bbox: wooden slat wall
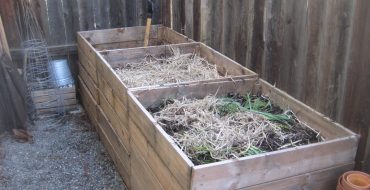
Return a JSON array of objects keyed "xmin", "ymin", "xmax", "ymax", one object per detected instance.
[
  {"xmin": 169, "ymin": 0, "xmax": 370, "ymax": 171},
  {"xmin": 0, "ymin": 0, "xmax": 164, "ymax": 48}
]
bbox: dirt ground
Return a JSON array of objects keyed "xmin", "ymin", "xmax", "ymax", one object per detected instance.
[{"xmin": 0, "ymin": 110, "xmax": 125, "ymax": 190}]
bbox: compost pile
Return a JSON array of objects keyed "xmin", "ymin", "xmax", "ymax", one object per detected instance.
[
  {"xmin": 149, "ymin": 94, "xmax": 324, "ymax": 165},
  {"xmin": 115, "ymin": 47, "xmax": 223, "ymax": 88}
]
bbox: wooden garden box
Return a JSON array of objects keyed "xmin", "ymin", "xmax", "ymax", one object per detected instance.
[
  {"xmin": 90, "ymin": 42, "xmax": 257, "ymax": 188},
  {"xmin": 77, "ymin": 25, "xmax": 193, "ymax": 93},
  {"xmin": 127, "ymin": 78, "xmax": 358, "ymax": 190}
]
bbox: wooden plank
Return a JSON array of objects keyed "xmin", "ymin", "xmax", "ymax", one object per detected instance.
[
  {"xmin": 36, "ymin": 105, "xmax": 76, "ymax": 115},
  {"xmin": 77, "ymin": 33, "xmax": 97, "ymax": 67},
  {"xmin": 172, "ymin": 0, "xmax": 183, "ymax": 32},
  {"xmin": 98, "ymin": 89, "xmax": 130, "ymax": 153},
  {"xmin": 248, "ymin": 0, "xmax": 265, "ymax": 74},
  {"xmin": 284, "ymin": 0, "xmax": 309, "ymax": 100},
  {"xmin": 95, "ymin": 51, "xmax": 128, "ymax": 106},
  {"xmin": 132, "ymin": 79, "xmax": 258, "ymax": 108},
  {"xmin": 198, "ymin": 43, "xmax": 256, "ymax": 76},
  {"xmin": 100, "ymin": 42, "xmax": 256, "ymax": 78},
  {"xmin": 96, "ymin": 105, "xmax": 130, "ymax": 171},
  {"xmin": 62, "ymin": 0, "xmax": 80, "ymax": 44},
  {"xmin": 232, "ymin": 0, "xmax": 252, "ymax": 66},
  {"xmin": 31, "ymin": 87, "xmax": 75, "ymax": 97},
  {"xmin": 128, "ymin": 91, "xmax": 193, "ymax": 190},
  {"xmin": 109, "ymin": 0, "xmax": 127, "ymax": 28},
  {"xmin": 261, "ymin": 0, "xmax": 284, "ymax": 83},
  {"xmin": 184, "ymin": 0, "xmax": 194, "ymax": 39},
  {"xmin": 343, "ymin": 0, "xmax": 370, "ymax": 170},
  {"xmin": 92, "ymin": 0, "xmax": 111, "ymax": 29},
  {"xmin": 135, "ymin": 0, "xmax": 145, "ymax": 26},
  {"xmin": 153, "ymin": 0, "xmax": 165, "ymax": 24},
  {"xmin": 78, "ymin": 76, "xmax": 97, "ymax": 128},
  {"xmin": 32, "ymin": 93, "xmax": 75, "ymax": 103},
  {"xmin": 100, "ymin": 43, "xmax": 197, "ymax": 67},
  {"xmin": 0, "ymin": 0, "xmax": 21, "ymax": 48},
  {"xmin": 131, "ymin": 142, "xmax": 164, "ymax": 190},
  {"xmin": 302, "ymin": 0, "xmax": 326, "ymax": 108},
  {"xmin": 78, "ymin": 25, "xmax": 160, "ymax": 45},
  {"xmin": 97, "ymin": 74, "xmax": 128, "ymax": 133},
  {"xmin": 259, "ymin": 79, "xmax": 356, "ymax": 140},
  {"xmin": 130, "ymin": 119, "xmax": 184, "ymax": 190},
  {"xmin": 45, "ymin": 0, "xmax": 67, "ymax": 45},
  {"xmin": 78, "ymin": 48, "xmax": 97, "ymax": 84},
  {"xmin": 78, "ymin": 63, "xmax": 98, "ymax": 102},
  {"xmin": 317, "ymin": 0, "xmax": 355, "ymax": 119},
  {"xmin": 125, "ymin": 0, "xmax": 137, "ymax": 26},
  {"xmin": 94, "ymin": 39, "xmax": 163, "ymax": 51},
  {"xmin": 160, "ymin": 26, "xmax": 194, "ymax": 44},
  {"xmin": 96, "ymin": 107, "xmax": 130, "ymax": 188},
  {"xmin": 76, "ymin": 0, "xmax": 95, "ymax": 30},
  {"xmin": 0, "ymin": 15, "xmax": 10, "ymax": 57},
  {"xmin": 191, "ymin": 136, "xmax": 357, "ymax": 190},
  {"xmin": 242, "ymin": 163, "xmax": 354, "ymax": 190},
  {"xmin": 192, "ymin": 0, "xmax": 201, "ymax": 41},
  {"xmin": 220, "ymin": 0, "xmax": 235, "ymax": 58},
  {"xmin": 34, "ymin": 98, "xmax": 77, "ymax": 109}
]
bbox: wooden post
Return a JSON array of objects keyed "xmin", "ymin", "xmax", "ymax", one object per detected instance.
[{"xmin": 144, "ymin": 18, "xmax": 152, "ymax": 47}]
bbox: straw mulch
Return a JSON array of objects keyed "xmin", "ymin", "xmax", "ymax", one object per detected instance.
[
  {"xmin": 150, "ymin": 95, "xmax": 323, "ymax": 165},
  {"xmin": 115, "ymin": 47, "xmax": 223, "ymax": 88}
]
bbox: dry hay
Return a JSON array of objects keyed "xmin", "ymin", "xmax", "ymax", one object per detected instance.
[
  {"xmin": 150, "ymin": 95, "xmax": 323, "ymax": 165},
  {"xmin": 115, "ymin": 47, "xmax": 223, "ymax": 88}
]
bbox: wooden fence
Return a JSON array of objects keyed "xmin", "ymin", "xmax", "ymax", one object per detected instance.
[
  {"xmin": 0, "ymin": 0, "xmax": 164, "ymax": 48},
  {"xmin": 0, "ymin": 0, "xmax": 369, "ymax": 171},
  {"xmin": 167, "ymin": 0, "xmax": 370, "ymax": 171}
]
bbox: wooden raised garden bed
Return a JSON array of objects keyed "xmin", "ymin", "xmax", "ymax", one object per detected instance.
[
  {"xmin": 127, "ymin": 78, "xmax": 358, "ymax": 190},
  {"xmin": 90, "ymin": 42, "xmax": 257, "ymax": 189},
  {"xmin": 77, "ymin": 25, "xmax": 193, "ymax": 95}
]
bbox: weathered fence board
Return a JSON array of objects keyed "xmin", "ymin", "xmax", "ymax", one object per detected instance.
[
  {"xmin": 1, "ymin": 0, "xmax": 164, "ymax": 49},
  {"xmin": 170, "ymin": 0, "xmax": 370, "ymax": 171}
]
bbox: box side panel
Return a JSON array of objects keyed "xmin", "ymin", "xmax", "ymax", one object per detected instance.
[
  {"xmin": 133, "ymin": 79, "xmax": 258, "ymax": 108},
  {"xmin": 95, "ymin": 52, "xmax": 128, "ymax": 105},
  {"xmin": 78, "ymin": 48, "xmax": 97, "ymax": 84},
  {"xmin": 191, "ymin": 137, "xmax": 357, "ymax": 190},
  {"xmin": 98, "ymin": 89, "xmax": 130, "ymax": 152},
  {"xmin": 199, "ymin": 43, "xmax": 256, "ymax": 76},
  {"xmin": 94, "ymin": 39, "xmax": 164, "ymax": 51},
  {"xmin": 259, "ymin": 79, "xmax": 356, "ymax": 139},
  {"xmin": 241, "ymin": 163, "xmax": 354, "ymax": 190},
  {"xmin": 160, "ymin": 26, "xmax": 194, "ymax": 44},
  {"xmin": 96, "ymin": 107, "xmax": 130, "ymax": 188},
  {"xmin": 100, "ymin": 43, "xmax": 199, "ymax": 68},
  {"xmin": 77, "ymin": 33, "xmax": 96, "ymax": 69},
  {"xmin": 130, "ymin": 119, "xmax": 185, "ymax": 190},
  {"xmin": 79, "ymin": 64, "xmax": 98, "ymax": 102},
  {"xmin": 128, "ymin": 92, "xmax": 193, "ymax": 190},
  {"xmin": 78, "ymin": 77, "xmax": 97, "ymax": 129},
  {"xmin": 131, "ymin": 142, "xmax": 164, "ymax": 190},
  {"xmin": 79, "ymin": 25, "xmax": 160, "ymax": 45}
]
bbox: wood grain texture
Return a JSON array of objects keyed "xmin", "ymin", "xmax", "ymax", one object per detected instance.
[
  {"xmin": 96, "ymin": 106, "xmax": 131, "ymax": 188},
  {"xmin": 128, "ymin": 91, "xmax": 193, "ymax": 190},
  {"xmin": 173, "ymin": 0, "xmax": 369, "ymax": 171},
  {"xmin": 130, "ymin": 79, "xmax": 358, "ymax": 190},
  {"xmin": 242, "ymin": 163, "xmax": 354, "ymax": 190}
]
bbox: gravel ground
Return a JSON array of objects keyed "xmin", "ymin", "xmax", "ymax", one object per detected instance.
[{"xmin": 0, "ymin": 111, "xmax": 126, "ymax": 190}]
